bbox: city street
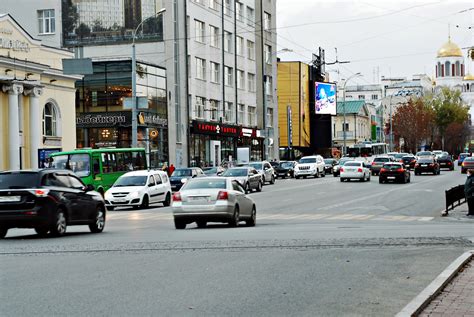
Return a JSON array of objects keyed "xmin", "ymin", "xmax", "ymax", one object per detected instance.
[{"xmin": 2, "ymin": 167, "xmax": 474, "ymax": 316}]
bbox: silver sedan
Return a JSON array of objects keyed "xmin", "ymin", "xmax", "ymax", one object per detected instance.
[{"xmin": 171, "ymin": 177, "xmax": 257, "ymax": 229}]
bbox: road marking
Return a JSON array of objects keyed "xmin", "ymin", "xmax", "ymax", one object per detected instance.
[
  {"xmin": 417, "ymin": 217, "xmax": 435, "ymax": 221},
  {"xmin": 326, "ymin": 214, "xmax": 362, "ymax": 220}
]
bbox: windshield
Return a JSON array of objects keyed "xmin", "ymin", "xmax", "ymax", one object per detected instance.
[
  {"xmin": 345, "ymin": 162, "xmax": 361, "ymax": 167},
  {"xmin": 172, "ymin": 169, "xmax": 192, "ymax": 177},
  {"xmin": 0, "ymin": 172, "xmax": 39, "ymax": 189},
  {"xmin": 324, "ymin": 159, "xmax": 335, "ymax": 164},
  {"xmin": 281, "ymin": 162, "xmax": 294, "ymax": 168},
  {"xmin": 249, "ymin": 163, "xmax": 263, "ymax": 170},
  {"xmin": 114, "ymin": 175, "xmax": 147, "ymax": 187},
  {"xmin": 203, "ymin": 167, "xmax": 217, "ymax": 175},
  {"xmin": 50, "ymin": 154, "xmax": 91, "ymax": 177},
  {"xmin": 417, "ymin": 151, "xmax": 432, "ymax": 156},
  {"xmin": 299, "ymin": 158, "xmax": 316, "ymax": 164},
  {"xmin": 222, "ymin": 169, "xmax": 247, "ymax": 177},
  {"xmin": 374, "ymin": 157, "xmax": 390, "ymax": 162},
  {"xmin": 183, "ymin": 179, "xmax": 227, "ymax": 190}
]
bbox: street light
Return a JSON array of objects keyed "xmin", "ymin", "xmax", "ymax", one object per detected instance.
[
  {"xmin": 131, "ymin": 8, "xmax": 166, "ymax": 148},
  {"xmin": 342, "ymin": 72, "xmax": 362, "ymax": 156}
]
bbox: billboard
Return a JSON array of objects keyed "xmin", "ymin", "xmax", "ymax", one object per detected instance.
[{"xmin": 315, "ymin": 82, "xmax": 336, "ymax": 115}]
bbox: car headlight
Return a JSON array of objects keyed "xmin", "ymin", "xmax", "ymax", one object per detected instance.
[
  {"xmin": 129, "ymin": 191, "xmax": 140, "ymax": 198},
  {"xmin": 181, "ymin": 178, "xmax": 188, "ymax": 184}
]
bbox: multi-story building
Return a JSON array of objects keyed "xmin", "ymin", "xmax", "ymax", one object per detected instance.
[
  {"xmin": 332, "ymin": 101, "xmax": 372, "ymax": 149},
  {"xmin": 73, "ymin": 0, "xmax": 125, "ymax": 29}
]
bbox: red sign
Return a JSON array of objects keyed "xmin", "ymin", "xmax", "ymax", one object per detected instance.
[{"xmin": 192, "ymin": 120, "xmax": 241, "ymax": 137}]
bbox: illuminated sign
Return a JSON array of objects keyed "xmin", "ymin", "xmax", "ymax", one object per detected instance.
[
  {"xmin": 315, "ymin": 82, "xmax": 336, "ymax": 115},
  {"xmin": 192, "ymin": 120, "xmax": 241, "ymax": 137}
]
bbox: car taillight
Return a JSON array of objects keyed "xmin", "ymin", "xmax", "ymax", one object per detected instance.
[
  {"xmin": 357, "ymin": 168, "xmax": 363, "ymax": 172},
  {"xmin": 399, "ymin": 159, "xmax": 403, "ymax": 163},
  {"xmin": 429, "ymin": 164, "xmax": 434, "ymax": 167},
  {"xmin": 415, "ymin": 164, "xmax": 420, "ymax": 167},
  {"xmin": 340, "ymin": 167, "xmax": 344, "ymax": 172},
  {"xmin": 371, "ymin": 162, "xmax": 376, "ymax": 165},
  {"xmin": 217, "ymin": 191, "xmax": 229, "ymax": 200},
  {"xmin": 448, "ymin": 162, "xmax": 451, "ymax": 165},
  {"xmin": 28, "ymin": 189, "xmax": 50, "ymax": 197},
  {"xmin": 462, "ymin": 162, "xmax": 465, "ymax": 166},
  {"xmin": 380, "ymin": 168, "xmax": 386, "ymax": 172},
  {"xmin": 172, "ymin": 192, "xmax": 181, "ymax": 202},
  {"xmin": 396, "ymin": 168, "xmax": 404, "ymax": 172}
]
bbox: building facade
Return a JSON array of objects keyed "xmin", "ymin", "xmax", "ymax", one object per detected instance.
[
  {"xmin": 332, "ymin": 101, "xmax": 372, "ymax": 150},
  {"xmin": 0, "ymin": 14, "xmax": 80, "ymax": 170}
]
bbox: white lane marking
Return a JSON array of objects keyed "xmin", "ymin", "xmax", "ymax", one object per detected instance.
[
  {"xmin": 417, "ymin": 217, "xmax": 435, "ymax": 221},
  {"xmin": 371, "ymin": 215, "xmax": 409, "ymax": 221},
  {"xmin": 326, "ymin": 214, "xmax": 363, "ymax": 220}
]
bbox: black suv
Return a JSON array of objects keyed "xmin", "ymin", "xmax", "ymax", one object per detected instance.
[
  {"xmin": 0, "ymin": 169, "xmax": 106, "ymax": 238},
  {"xmin": 170, "ymin": 167, "xmax": 206, "ymax": 191}
]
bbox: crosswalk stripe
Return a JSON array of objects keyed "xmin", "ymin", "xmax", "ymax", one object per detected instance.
[
  {"xmin": 417, "ymin": 217, "xmax": 434, "ymax": 221},
  {"xmin": 372, "ymin": 215, "xmax": 409, "ymax": 221},
  {"xmin": 326, "ymin": 214, "xmax": 362, "ymax": 220}
]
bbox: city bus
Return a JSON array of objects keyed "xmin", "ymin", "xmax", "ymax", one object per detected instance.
[
  {"xmin": 48, "ymin": 148, "xmax": 147, "ymax": 195},
  {"xmin": 348, "ymin": 142, "xmax": 389, "ymax": 158}
]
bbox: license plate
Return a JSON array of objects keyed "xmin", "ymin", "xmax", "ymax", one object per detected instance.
[
  {"xmin": 387, "ymin": 176, "xmax": 396, "ymax": 179},
  {"xmin": 0, "ymin": 196, "xmax": 21, "ymax": 202},
  {"xmin": 189, "ymin": 197, "xmax": 208, "ymax": 202},
  {"xmin": 421, "ymin": 164, "xmax": 428, "ymax": 167},
  {"xmin": 114, "ymin": 198, "xmax": 126, "ymax": 202}
]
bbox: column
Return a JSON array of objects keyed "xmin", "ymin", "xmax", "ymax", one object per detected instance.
[
  {"xmin": 2, "ymin": 84, "xmax": 24, "ymax": 170},
  {"xmin": 26, "ymin": 87, "xmax": 43, "ymax": 168}
]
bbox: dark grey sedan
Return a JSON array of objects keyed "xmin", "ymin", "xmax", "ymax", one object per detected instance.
[{"xmin": 221, "ymin": 167, "xmax": 263, "ymax": 193}]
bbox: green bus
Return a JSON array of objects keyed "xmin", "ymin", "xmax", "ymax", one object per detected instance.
[{"xmin": 48, "ymin": 148, "xmax": 147, "ymax": 195}]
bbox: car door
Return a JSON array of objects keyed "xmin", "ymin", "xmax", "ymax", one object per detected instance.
[
  {"xmin": 264, "ymin": 163, "xmax": 272, "ymax": 181},
  {"xmin": 67, "ymin": 174, "xmax": 95, "ymax": 221},
  {"xmin": 146, "ymin": 175, "xmax": 159, "ymax": 203},
  {"xmin": 153, "ymin": 173, "xmax": 166, "ymax": 203},
  {"xmin": 250, "ymin": 168, "xmax": 259, "ymax": 188},
  {"xmin": 232, "ymin": 180, "xmax": 251, "ymax": 216},
  {"xmin": 53, "ymin": 173, "xmax": 85, "ymax": 222}
]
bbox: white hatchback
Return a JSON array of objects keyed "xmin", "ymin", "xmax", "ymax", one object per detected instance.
[
  {"xmin": 104, "ymin": 170, "xmax": 172, "ymax": 210},
  {"xmin": 340, "ymin": 161, "xmax": 371, "ymax": 182}
]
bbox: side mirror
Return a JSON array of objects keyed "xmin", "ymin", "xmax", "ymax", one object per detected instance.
[
  {"xmin": 217, "ymin": 171, "xmax": 223, "ymax": 176},
  {"xmin": 85, "ymin": 184, "xmax": 95, "ymax": 192},
  {"xmin": 192, "ymin": 175, "xmax": 197, "ymax": 178}
]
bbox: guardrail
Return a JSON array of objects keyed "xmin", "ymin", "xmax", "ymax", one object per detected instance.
[{"xmin": 445, "ymin": 184, "xmax": 466, "ymax": 214}]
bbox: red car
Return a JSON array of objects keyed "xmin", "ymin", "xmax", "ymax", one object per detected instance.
[{"xmin": 461, "ymin": 157, "xmax": 474, "ymax": 174}]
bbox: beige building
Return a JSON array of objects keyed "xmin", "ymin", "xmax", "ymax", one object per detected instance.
[
  {"xmin": 0, "ymin": 14, "xmax": 80, "ymax": 170},
  {"xmin": 332, "ymin": 100, "xmax": 372, "ymax": 150}
]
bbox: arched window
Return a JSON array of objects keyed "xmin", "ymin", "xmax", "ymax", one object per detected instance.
[
  {"xmin": 437, "ymin": 62, "xmax": 441, "ymax": 77},
  {"xmin": 461, "ymin": 64, "xmax": 465, "ymax": 76},
  {"xmin": 441, "ymin": 64, "xmax": 444, "ymax": 77},
  {"xmin": 445, "ymin": 62, "xmax": 450, "ymax": 76},
  {"xmin": 455, "ymin": 61, "xmax": 460, "ymax": 76},
  {"xmin": 452, "ymin": 64, "xmax": 455, "ymax": 76},
  {"xmin": 43, "ymin": 103, "xmax": 58, "ymax": 136},
  {"xmin": 435, "ymin": 65, "xmax": 438, "ymax": 78}
]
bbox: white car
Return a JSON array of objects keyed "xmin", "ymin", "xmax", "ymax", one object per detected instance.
[
  {"xmin": 340, "ymin": 161, "xmax": 371, "ymax": 182},
  {"xmin": 294, "ymin": 155, "xmax": 325, "ymax": 179},
  {"xmin": 104, "ymin": 170, "xmax": 172, "ymax": 210}
]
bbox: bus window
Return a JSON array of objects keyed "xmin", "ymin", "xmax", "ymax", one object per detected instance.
[
  {"xmin": 133, "ymin": 152, "xmax": 145, "ymax": 170},
  {"xmin": 101, "ymin": 153, "xmax": 118, "ymax": 173},
  {"xmin": 69, "ymin": 154, "xmax": 91, "ymax": 177},
  {"xmin": 93, "ymin": 158, "xmax": 101, "ymax": 176},
  {"xmin": 49, "ymin": 155, "xmax": 68, "ymax": 169}
]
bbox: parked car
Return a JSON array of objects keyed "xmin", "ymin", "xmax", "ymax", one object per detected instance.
[
  {"xmin": 104, "ymin": 170, "xmax": 172, "ymax": 210},
  {"xmin": 323, "ymin": 158, "xmax": 338, "ymax": 174},
  {"xmin": 172, "ymin": 177, "xmax": 256, "ymax": 229},
  {"xmin": 170, "ymin": 168, "xmax": 206, "ymax": 191},
  {"xmin": 202, "ymin": 166, "xmax": 226, "ymax": 176},
  {"xmin": 340, "ymin": 161, "xmax": 371, "ymax": 182},
  {"xmin": 379, "ymin": 163, "xmax": 411, "ymax": 184},
  {"xmin": 371, "ymin": 156, "xmax": 393, "ymax": 175},
  {"xmin": 275, "ymin": 161, "xmax": 296, "ymax": 178},
  {"xmin": 401, "ymin": 155, "xmax": 417, "ymax": 170},
  {"xmin": 414, "ymin": 158, "xmax": 440, "ymax": 175},
  {"xmin": 221, "ymin": 167, "xmax": 263, "ymax": 193},
  {"xmin": 458, "ymin": 153, "xmax": 470, "ymax": 166},
  {"xmin": 248, "ymin": 161, "xmax": 275, "ymax": 184},
  {"xmin": 0, "ymin": 169, "xmax": 106, "ymax": 238},
  {"xmin": 461, "ymin": 157, "xmax": 474, "ymax": 174},
  {"xmin": 332, "ymin": 157, "xmax": 353, "ymax": 177},
  {"xmin": 437, "ymin": 154, "xmax": 454, "ymax": 171},
  {"xmin": 294, "ymin": 155, "xmax": 325, "ymax": 179}
]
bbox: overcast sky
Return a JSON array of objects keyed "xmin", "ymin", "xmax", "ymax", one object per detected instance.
[{"xmin": 276, "ymin": 0, "xmax": 473, "ymax": 85}]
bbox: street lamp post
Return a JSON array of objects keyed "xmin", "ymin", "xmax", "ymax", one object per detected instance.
[
  {"xmin": 131, "ymin": 8, "xmax": 166, "ymax": 148},
  {"xmin": 342, "ymin": 72, "xmax": 362, "ymax": 156}
]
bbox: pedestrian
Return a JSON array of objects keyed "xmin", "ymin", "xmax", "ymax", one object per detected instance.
[
  {"xmin": 464, "ymin": 169, "xmax": 474, "ymax": 216},
  {"xmin": 168, "ymin": 164, "xmax": 175, "ymax": 177},
  {"xmin": 162, "ymin": 162, "xmax": 168, "ymax": 175}
]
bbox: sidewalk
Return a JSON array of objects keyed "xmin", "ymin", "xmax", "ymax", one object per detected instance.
[{"xmin": 397, "ymin": 251, "xmax": 474, "ymax": 317}]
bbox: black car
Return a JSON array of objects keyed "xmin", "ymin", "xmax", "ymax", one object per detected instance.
[
  {"xmin": 0, "ymin": 169, "xmax": 106, "ymax": 238},
  {"xmin": 401, "ymin": 155, "xmax": 416, "ymax": 170},
  {"xmin": 323, "ymin": 158, "xmax": 338, "ymax": 174},
  {"xmin": 379, "ymin": 163, "xmax": 411, "ymax": 184},
  {"xmin": 170, "ymin": 167, "xmax": 206, "ymax": 191},
  {"xmin": 437, "ymin": 154, "xmax": 454, "ymax": 171},
  {"xmin": 414, "ymin": 158, "xmax": 440, "ymax": 175},
  {"xmin": 275, "ymin": 161, "xmax": 296, "ymax": 178}
]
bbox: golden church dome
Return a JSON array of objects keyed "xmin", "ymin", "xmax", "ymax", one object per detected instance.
[
  {"xmin": 464, "ymin": 73, "xmax": 474, "ymax": 81},
  {"xmin": 437, "ymin": 39, "xmax": 463, "ymax": 57}
]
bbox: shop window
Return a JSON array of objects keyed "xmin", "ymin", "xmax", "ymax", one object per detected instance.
[{"xmin": 43, "ymin": 102, "xmax": 59, "ymax": 137}]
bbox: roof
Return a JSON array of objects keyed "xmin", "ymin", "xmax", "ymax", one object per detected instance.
[
  {"xmin": 337, "ymin": 100, "xmax": 366, "ymax": 114},
  {"xmin": 437, "ymin": 38, "xmax": 463, "ymax": 58}
]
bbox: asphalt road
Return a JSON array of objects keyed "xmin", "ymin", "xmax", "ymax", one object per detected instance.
[{"xmin": 2, "ymin": 166, "xmax": 473, "ymax": 316}]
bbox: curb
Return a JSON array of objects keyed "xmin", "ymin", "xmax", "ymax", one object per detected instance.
[{"xmin": 396, "ymin": 250, "xmax": 474, "ymax": 317}]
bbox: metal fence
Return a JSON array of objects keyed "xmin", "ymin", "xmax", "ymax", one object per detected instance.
[{"xmin": 445, "ymin": 184, "xmax": 466, "ymax": 213}]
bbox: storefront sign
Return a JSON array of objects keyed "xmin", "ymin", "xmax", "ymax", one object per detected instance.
[
  {"xmin": 192, "ymin": 120, "xmax": 241, "ymax": 137},
  {"xmin": 0, "ymin": 27, "xmax": 30, "ymax": 52},
  {"xmin": 241, "ymin": 127, "xmax": 257, "ymax": 138},
  {"xmin": 138, "ymin": 111, "xmax": 167, "ymax": 127},
  {"xmin": 76, "ymin": 112, "xmax": 132, "ymax": 127}
]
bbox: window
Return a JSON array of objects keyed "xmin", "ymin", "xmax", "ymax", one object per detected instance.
[
  {"xmin": 210, "ymin": 62, "xmax": 220, "ymax": 83},
  {"xmin": 43, "ymin": 103, "xmax": 58, "ymax": 136},
  {"xmin": 195, "ymin": 20, "xmax": 205, "ymax": 43},
  {"xmin": 248, "ymin": 106, "xmax": 256, "ymax": 126},
  {"xmin": 224, "ymin": 31, "xmax": 232, "ymax": 52},
  {"xmin": 195, "ymin": 57, "xmax": 206, "ymax": 80},
  {"xmin": 445, "ymin": 61, "xmax": 450, "ymax": 76},
  {"xmin": 236, "ymin": 36, "xmax": 244, "ymax": 55},
  {"xmin": 342, "ymin": 123, "xmax": 349, "ymax": 131},
  {"xmin": 238, "ymin": 104, "xmax": 245, "ymax": 124},
  {"xmin": 247, "ymin": 40, "xmax": 255, "ymax": 60},
  {"xmin": 247, "ymin": 6, "xmax": 254, "ymax": 25},
  {"xmin": 237, "ymin": 70, "xmax": 245, "ymax": 89},
  {"xmin": 209, "ymin": 100, "xmax": 219, "ymax": 121},
  {"xmin": 236, "ymin": 2, "xmax": 244, "ymax": 21},
  {"xmin": 248, "ymin": 73, "xmax": 256, "ymax": 92},
  {"xmin": 265, "ymin": 44, "xmax": 272, "ymax": 64},
  {"xmin": 209, "ymin": 0, "xmax": 219, "ymax": 10},
  {"xmin": 195, "ymin": 96, "xmax": 205, "ymax": 118},
  {"xmin": 210, "ymin": 25, "xmax": 219, "ymax": 47},
  {"xmin": 224, "ymin": 0, "xmax": 231, "ymax": 16},
  {"xmin": 358, "ymin": 95, "xmax": 365, "ymax": 100},
  {"xmin": 224, "ymin": 66, "xmax": 233, "ymax": 86},
  {"xmin": 194, "ymin": 0, "xmax": 204, "ymax": 4},
  {"xmin": 187, "ymin": 55, "xmax": 191, "ymax": 78},
  {"xmin": 265, "ymin": 76, "xmax": 272, "ymax": 95},
  {"xmin": 38, "ymin": 9, "xmax": 55, "ymax": 34},
  {"xmin": 371, "ymin": 94, "xmax": 378, "ymax": 100},
  {"xmin": 264, "ymin": 12, "xmax": 271, "ymax": 30},
  {"xmin": 225, "ymin": 102, "xmax": 234, "ymax": 122},
  {"xmin": 266, "ymin": 108, "xmax": 274, "ymax": 127}
]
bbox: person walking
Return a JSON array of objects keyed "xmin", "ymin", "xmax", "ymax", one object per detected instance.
[
  {"xmin": 162, "ymin": 162, "xmax": 169, "ymax": 175},
  {"xmin": 168, "ymin": 164, "xmax": 175, "ymax": 177},
  {"xmin": 464, "ymin": 169, "xmax": 474, "ymax": 216}
]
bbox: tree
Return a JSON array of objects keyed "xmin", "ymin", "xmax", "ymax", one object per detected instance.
[
  {"xmin": 92, "ymin": 19, "xmax": 106, "ymax": 32},
  {"xmin": 62, "ymin": 0, "xmax": 78, "ymax": 35},
  {"xmin": 75, "ymin": 23, "xmax": 91, "ymax": 39}
]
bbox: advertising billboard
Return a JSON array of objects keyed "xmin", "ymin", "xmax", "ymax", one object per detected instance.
[{"xmin": 315, "ymin": 82, "xmax": 336, "ymax": 115}]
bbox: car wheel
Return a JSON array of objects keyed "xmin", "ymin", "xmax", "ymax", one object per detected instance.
[
  {"xmin": 228, "ymin": 205, "xmax": 240, "ymax": 227},
  {"xmin": 340, "ymin": 177, "xmax": 345, "ymax": 182},
  {"xmin": 371, "ymin": 171, "xmax": 375, "ymax": 176},
  {"xmin": 270, "ymin": 175, "xmax": 275, "ymax": 184},
  {"xmin": 246, "ymin": 205, "xmax": 256, "ymax": 227},
  {"xmin": 107, "ymin": 206, "xmax": 115, "ymax": 211},
  {"xmin": 379, "ymin": 178, "xmax": 384, "ymax": 184},
  {"xmin": 368, "ymin": 174, "xmax": 371, "ymax": 181},
  {"xmin": 174, "ymin": 219, "xmax": 186, "ymax": 230},
  {"xmin": 0, "ymin": 227, "xmax": 8, "ymax": 239},
  {"xmin": 296, "ymin": 176, "xmax": 300, "ymax": 179},
  {"xmin": 315, "ymin": 171, "xmax": 320, "ymax": 178},
  {"xmin": 50, "ymin": 209, "xmax": 67, "ymax": 237},
  {"xmin": 140, "ymin": 195, "xmax": 149, "ymax": 209},
  {"xmin": 245, "ymin": 182, "xmax": 251, "ymax": 194},
  {"xmin": 407, "ymin": 175, "xmax": 411, "ymax": 183},
  {"xmin": 403, "ymin": 176, "xmax": 407, "ymax": 184},
  {"xmin": 303, "ymin": 176, "xmax": 307, "ymax": 179},
  {"xmin": 256, "ymin": 181, "xmax": 263, "ymax": 192},
  {"xmin": 35, "ymin": 226, "xmax": 49, "ymax": 237},
  {"xmin": 196, "ymin": 221, "xmax": 207, "ymax": 228},
  {"xmin": 163, "ymin": 193, "xmax": 171, "ymax": 207},
  {"xmin": 89, "ymin": 206, "xmax": 106, "ymax": 233},
  {"xmin": 333, "ymin": 173, "xmax": 337, "ymax": 177},
  {"xmin": 321, "ymin": 170, "xmax": 326, "ymax": 177}
]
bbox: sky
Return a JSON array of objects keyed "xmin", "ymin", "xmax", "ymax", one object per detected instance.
[{"xmin": 276, "ymin": 0, "xmax": 473, "ymax": 86}]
